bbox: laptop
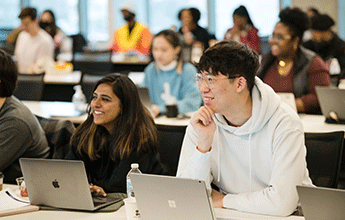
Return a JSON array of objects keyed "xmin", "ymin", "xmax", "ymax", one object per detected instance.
[
  {"xmin": 130, "ymin": 173, "xmax": 233, "ymax": 220},
  {"xmin": 315, "ymin": 86, "xmax": 345, "ymax": 123},
  {"xmin": 296, "ymin": 185, "xmax": 345, "ymax": 220},
  {"xmin": 19, "ymin": 158, "xmax": 121, "ymax": 211},
  {"xmin": 277, "ymin": 92, "xmax": 297, "ymax": 112},
  {"xmin": 137, "ymin": 87, "xmax": 154, "ymax": 116}
]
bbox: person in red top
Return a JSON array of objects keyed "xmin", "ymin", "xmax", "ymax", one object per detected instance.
[
  {"xmin": 257, "ymin": 8, "xmax": 330, "ymax": 114},
  {"xmin": 223, "ymin": 5, "xmax": 261, "ymax": 54},
  {"xmin": 110, "ymin": 2, "xmax": 152, "ymax": 56}
]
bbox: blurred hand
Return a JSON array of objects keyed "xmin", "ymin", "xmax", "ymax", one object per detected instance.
[
  {"xmin": 231, "ymin": 25, "xmax": 241, "ymax": 36},
  {"xmin": 182, "ymin": 26, "xmax": 194, "ymax": 45},
  {"xmin": 151, "ymin": 104, "xmax": 160, "ymax": 117},
  {"xmin": 209, "ymin": 39, "xmax": 219, "ymax": 47},
  {"xmin": 90, "ymin": 184, "xmax": 106, "ymax": 197},
  {"xmin": 211, "ymin": 189, "xmax": 225, "ymax": 208},
  {"xmin": 295, "ymin": 98, "xmax": 305, "ymax": 113}
]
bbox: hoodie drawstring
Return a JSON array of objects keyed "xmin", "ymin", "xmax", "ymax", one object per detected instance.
[
  {"xmin": 249, "ymin": 133, "xmax": 252, "ymax": 192},
  {"xmin": 217, "ymin": 125, "xmax": 221, "ymax": 182}
]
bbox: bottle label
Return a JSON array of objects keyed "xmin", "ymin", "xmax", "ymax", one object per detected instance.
[{"xmin": 127, "ymin": 179, "xmax": 135, "ymax": 197}]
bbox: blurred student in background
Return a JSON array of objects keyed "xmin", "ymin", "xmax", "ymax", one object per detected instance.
[
  {"xmin": 40, "ymin": 10, "xmax": 70, "ymax": 59},
  {"xmin": 141, "ymin": 30, "xmax": 202, "ymax": 117},
  {"xmin": 178, "ymin": 7, "xmax": 216, "ymax": 62},
  {"xmin": 303, "ymin": 7, "xmax": 319, "ymax": 42},
  {"xmin": 65, "ymin": 74, "xmax": 165, "ymax": 196},
  {"xmin": 0, "ymin": 49, "xmax": 49, "ymax": 184},
  {"xmin": 303, "ymin": 14, "xmax": 345, "ymax": 85},
  {"xmin": 14, "ymin": 7, "xmax": 54, "ymax": 73},
  {"xmin": 223, "ymin": 5, "xmax": 261, "ymax": 54},
  {"xmin": 257, "ymin": 7, "xmax": 329, "ymax": 114},
  {"xmin": 110, "ymin": 2, "xmax": 152, "ymax": 56}
]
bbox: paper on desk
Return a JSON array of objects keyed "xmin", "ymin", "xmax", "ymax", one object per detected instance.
[{"xmin": 0, "ymin": 187, "xmax": 30, "ymax": 211}]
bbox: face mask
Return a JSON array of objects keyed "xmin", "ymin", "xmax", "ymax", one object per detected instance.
[
  {"xmin": 124, "ymin": 13, "xmax": 135, "ymax": 22},
  {"xmin": 39, "ymin": 21, "xmax": 51, "ymax": 29},
  {"xmin": 313, "ymin": 40, "xmax": 330, "ymax": 52}
]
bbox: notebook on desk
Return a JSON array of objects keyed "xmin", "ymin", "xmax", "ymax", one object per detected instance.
[
  {"xmin": 315, "ymin": 86, "xmax": 345, "ymax": 124},
  {"xmin": 296, "ymin": 185, "xmax": 345, "ymax": 220},
  {"xmin": 19, "ymin": 158, "xmax": 121, "ymax": 211},
  {"xmin": 130, "ymin": 173, "xmax": 234, "ymax": 220}
]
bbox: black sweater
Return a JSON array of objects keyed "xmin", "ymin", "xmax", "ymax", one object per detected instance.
[{"xmin": 65, "ymin": 144, "xmax": 166, "ymax": 193}]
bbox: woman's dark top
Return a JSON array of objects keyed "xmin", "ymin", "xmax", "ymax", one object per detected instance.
[{"xmin": 65, "ymin": 143, "xmax": 166, "ymax": 193}]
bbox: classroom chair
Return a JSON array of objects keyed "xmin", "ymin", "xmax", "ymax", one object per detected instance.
[
  {"xmin": 35, "ymin": 115, "xmax": 76, "ymax": 159},
  {"xmin": 13, "ymin": 72, "xmax": 45, "ymax": 101},
  {"xmin": 157, "ymin": 124, "xmax": 187, "ymax": 176},
  {"xmin": 305, "ymin": 131, "xmax": 344, "ymax": 188}
]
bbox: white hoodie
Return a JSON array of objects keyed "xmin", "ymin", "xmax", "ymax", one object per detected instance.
[{"xmin": 176, "ymin": 77, "xmax": 313, "ymax": 216}]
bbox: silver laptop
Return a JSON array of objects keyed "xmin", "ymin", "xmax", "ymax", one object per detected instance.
[
  {"xmin": 138, "ymin": 87, "xmax": 154, "ymax": 116},
  {"xmin": 130, "ymin": 173, "xmax": 233, "ymax": 220},
  {"xmin": 297, "ymin": 185, "xmax": 345, "ymax": 220},
  {"xmin": 315, "ymin": 86, "xmax": 345, "ymax": 122},
  {"xmin": 19, "ymin": 158, "xmax": 121, "ymax": 211},
  {"xmin": 277, "ymin": 92, "xmax": 297, "ymax": 112}
]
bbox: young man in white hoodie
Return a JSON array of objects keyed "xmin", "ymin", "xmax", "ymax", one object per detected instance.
[{"xmin": 176, "ymin": 41, "xmax": 313, "ymax": 216}]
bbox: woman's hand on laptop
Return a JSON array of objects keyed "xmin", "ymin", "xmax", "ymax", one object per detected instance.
[
  {"xmin": 211, "ymin": 189, "xmax": 225, "ymax": 208},
  {"xmin": 90, "ymin": 184, "xmax": 107, "ymax": 197}
]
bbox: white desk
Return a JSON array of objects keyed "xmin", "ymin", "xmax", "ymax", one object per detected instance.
[
  {"xmin": 22, "ymin": 101, "xmax": 87, "ymax": 124},
  {"xmin": 22, "ymin": 101, "xmax": 345, "ymax": 131},
  {"xmin": 22, "ymin": 101, "xmax": 192, "ymax": 126},
  {"xmin": 299, "ymin": 114, "xmax": 345, "ymax": 133},
  {"xmin": 127, "ymin": 72, "xmax": 144, "ymax": 86},
  {"xmin": 44, "ymin": 71, "xmax": 82, "ymax": 85},
  {"xmin": 21, "ymin": 101, "xmax": 345, "ymax": 132},
  {"xmin": 1, "ymin": 184, "xmax": 304, "ymax": 220}
]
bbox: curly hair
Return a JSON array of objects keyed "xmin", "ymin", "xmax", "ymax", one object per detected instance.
[
  {"xmin": 311, "ymin": 14, "xmax": 335, "ymax": 31},
  {"xmin": 279, "ymin": 7, "xmax": 309, "ymax": 43},
  {"xmin": 178, "ymin": 7, "xmax": 201, "ymax": 24}
]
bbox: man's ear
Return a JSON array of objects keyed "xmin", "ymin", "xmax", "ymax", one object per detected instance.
[{"xmin": 236, "ymin": 76, "xmax": 247, "ymax": 92}]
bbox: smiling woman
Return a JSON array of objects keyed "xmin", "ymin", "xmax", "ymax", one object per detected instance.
[
  {"xmin": 65, "ymin": 74, "xmax": 166, "ymax": 196},
  {"xmin": 257, "ymin": 7, "xmax": 330, "ymax": 114}
]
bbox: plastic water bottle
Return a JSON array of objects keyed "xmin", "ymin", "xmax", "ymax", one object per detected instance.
[
  {"xmin": 126, "ymin": 163, "xmax": 142, "ymax": 198},
  {"xmin": 72, "ymin": 85, "xmax": 87, "ymax": 112}
]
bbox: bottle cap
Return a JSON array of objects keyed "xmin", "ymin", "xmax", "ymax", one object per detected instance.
[
  {"xmin": 74, "ymin": 85, "xmax": 83, "ymax": 93},
  {"xmin": 131, "ymin": 163, "xmax": 139, "ymax": 169}
]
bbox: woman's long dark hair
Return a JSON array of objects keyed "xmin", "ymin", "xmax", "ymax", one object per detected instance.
[
  {"xmin": 71, "ymin": 74, "xmax": 158, "ymax": 161},
  {"xmin": 40, "ymin": 10, "xmax": 57, "ymax": 38}
]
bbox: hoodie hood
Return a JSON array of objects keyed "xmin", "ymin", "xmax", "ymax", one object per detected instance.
[
  {"xmin": 211, "ymin": 76, "xmax": 282, "ymax": 186},
  {"xmin": 213, "ymin": 76, "xmax": 281, "ymax": 136}
]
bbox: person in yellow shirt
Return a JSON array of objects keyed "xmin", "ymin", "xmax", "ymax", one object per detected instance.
[{"xmin": 110, "ymin": 2, "xmax": 152, "ymax": 56}]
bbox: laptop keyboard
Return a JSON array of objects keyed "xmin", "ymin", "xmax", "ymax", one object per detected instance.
[{"xmin": 92, "ymin": 196, "xmax": 116, "ymax": 207}]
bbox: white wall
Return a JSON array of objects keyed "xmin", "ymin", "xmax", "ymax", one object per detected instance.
[{"xmin": 291, "ymin": 0, "xmax": 338, "ymax": 32}]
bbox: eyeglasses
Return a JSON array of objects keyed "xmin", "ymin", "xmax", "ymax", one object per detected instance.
[
  {"xmin": 195, "ymin": 73, "xmax": 239, "ymax": 89},
  {"xmin": 269, "ymin": 34, "xmax": 292, "ymax": 42}
]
